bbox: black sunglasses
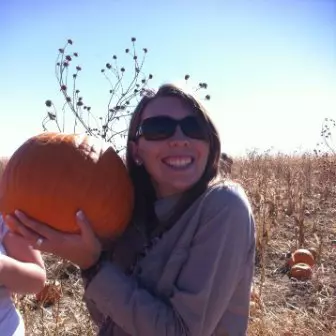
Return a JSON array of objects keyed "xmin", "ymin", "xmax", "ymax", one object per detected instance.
[{"xmin": 135, "ymin": 115, "xmax": 207, "ymax": 141}]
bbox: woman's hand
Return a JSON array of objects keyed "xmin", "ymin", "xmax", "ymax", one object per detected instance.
[{"xmin": 5, "ymin": 210, "xmax": 102, "ymax": 270}]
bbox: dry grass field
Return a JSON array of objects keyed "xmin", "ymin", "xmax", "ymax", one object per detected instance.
[{"xmin": 1, "ymin": 152, "xmax": 335, "ymax": 335}]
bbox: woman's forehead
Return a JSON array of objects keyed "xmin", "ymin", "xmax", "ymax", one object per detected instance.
[{"xmin": 142, "ymin": 96, "xmax": 193, "ymax": 119}]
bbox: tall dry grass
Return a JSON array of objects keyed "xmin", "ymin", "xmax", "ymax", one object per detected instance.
[
  {"xmin": 0, "ymin": 152, "xmax": 335, "ymax": 335},
  {"xmin": 233, "ymin": 152, "xmax": 336, "ymax": 336}
]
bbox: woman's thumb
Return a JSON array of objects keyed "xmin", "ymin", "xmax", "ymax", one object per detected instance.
[{"xmin": 76, "ymin": 210, "xmax": 95, "ymax": 240}]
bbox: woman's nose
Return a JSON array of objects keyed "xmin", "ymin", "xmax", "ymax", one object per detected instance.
[{"xmin": 168, "ymin": 126, "xmax": 190, "ymax": 147}]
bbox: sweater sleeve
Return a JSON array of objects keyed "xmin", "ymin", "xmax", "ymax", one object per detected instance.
[
  {"xmin": 84, "ymin": 186, "xmax": 255, "ymax": 336},
  {"xmin": 0, "ymin": 215, "xmax": 9, "ymax": 243}
]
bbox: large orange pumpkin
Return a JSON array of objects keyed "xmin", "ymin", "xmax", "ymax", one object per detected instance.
[{"xmin": 0, "ymin": 132, "xmax": 134, "ymax": 239}]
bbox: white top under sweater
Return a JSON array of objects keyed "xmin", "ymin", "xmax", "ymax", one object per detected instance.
[{"xmin": 0, "ymin": 215, "xmax": 25, "ymax": 336}]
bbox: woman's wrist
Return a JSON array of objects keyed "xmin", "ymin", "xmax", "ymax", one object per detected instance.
[
  {"xmin": 81, "ymin": 249, "xmax": 102, "ymax": 271},
  {"xmin": 80, "ymin": 250, "xmax": 107, "ymax": 287}
]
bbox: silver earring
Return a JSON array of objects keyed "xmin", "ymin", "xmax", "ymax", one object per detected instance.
[{"xmin": 135, "ymin": 159, "xmax": 142, "ymax": 166}]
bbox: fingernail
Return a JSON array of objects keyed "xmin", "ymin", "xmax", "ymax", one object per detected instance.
[
  {"xmin": 14, "ymin": 210, "xmax": 22, "ymax": 217},
  {"xmin": 76, "ymin": 210, "xmax": 84, "ymax": 219}
]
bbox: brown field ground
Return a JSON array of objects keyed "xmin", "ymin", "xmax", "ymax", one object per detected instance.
[{"xmin": 0, "ymin": 152, "xmax": 335, "ymax": 335}]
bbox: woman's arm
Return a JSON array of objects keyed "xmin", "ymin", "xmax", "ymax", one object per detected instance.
[
  {"xmin": 0, "ymin": 228, "xmax": 46, "ymax": 294},
  {"xmin": 84, "ymin": 186, "xmax": 256, "ymax": 336}
]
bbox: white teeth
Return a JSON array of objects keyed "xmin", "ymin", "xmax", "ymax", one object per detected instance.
[{"xmin": 164, "ymin": 157, "xmax": 192, "ymax": 167}]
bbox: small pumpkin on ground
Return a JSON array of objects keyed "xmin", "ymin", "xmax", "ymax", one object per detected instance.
[
  {"xmin": 289, "ymin": 262, "xmax": 313, "ymax": 281},
  {"xmin": 35, "ymin": 280, "xmax": 62, "ymax": 306},
  {"xmin": 287, "ymin": 248, "xmax": 315, "ymax": 268},
  {"xmin": 0, "ymin": 132, "xmax": 134, "ymax": 239}
]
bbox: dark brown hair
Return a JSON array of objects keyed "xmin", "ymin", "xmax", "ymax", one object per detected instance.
[{"xmin": 126, "ymin": 83, "xmax": 222, "ymax": 236}]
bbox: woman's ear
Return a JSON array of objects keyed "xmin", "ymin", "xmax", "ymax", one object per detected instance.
[{"xmin": 129, "ymin": 140, "xmax": 143, "ymax": 166}]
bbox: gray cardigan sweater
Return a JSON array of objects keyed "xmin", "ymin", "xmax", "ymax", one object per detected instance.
[{"xmin": 83, "ymin": 181, "xmax": 256, "ymax": 336}]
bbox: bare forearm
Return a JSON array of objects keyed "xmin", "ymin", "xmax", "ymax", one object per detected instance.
[{"xmin": 0, "ymin": 255, "xmax": 46, "ymax": 294}]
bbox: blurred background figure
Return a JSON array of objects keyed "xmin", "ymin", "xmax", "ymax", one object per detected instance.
[{"xmin": 220, "ymin": 152, "xmax": 233, "ymax": 175}]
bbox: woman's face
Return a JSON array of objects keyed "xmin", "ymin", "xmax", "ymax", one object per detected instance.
[{"xmin": 131, "ymin": 96, "xmax": 210, "ymax": 198}]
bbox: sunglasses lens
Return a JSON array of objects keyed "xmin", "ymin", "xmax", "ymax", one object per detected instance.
[
  {"xmin": 138, "ymin": 116, "xmax": 207, "ymax": 141},
  {"xmin": 181, "ymin": 116, "xmax": 207, "ymax": 140},
  {"xmin": 140, "ymin": 116, "xmax": 175, "ymax": 140}
]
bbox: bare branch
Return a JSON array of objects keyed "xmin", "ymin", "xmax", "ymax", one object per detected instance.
[
  {"xmin": 316, "ymin": 117, "xmax": 336, "ymax": 155},
  {"xmin": 43, "ymin": 38, "xmax": 212, "ymax": 152}
]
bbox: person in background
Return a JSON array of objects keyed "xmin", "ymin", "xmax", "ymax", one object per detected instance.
[
  {"xmin": 8, "ymin": 84, "xmax": 256, "ymax": 336},
  {"xmin": 220, "ymin": 152, "xmax": 234, "ymax": 175},
  {"xmin": 0, "ymin": 216, "xmax": 46, "ymax": 336}
]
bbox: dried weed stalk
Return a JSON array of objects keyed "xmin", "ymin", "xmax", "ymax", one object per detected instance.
[{"xmin": 42, "ymin": 38, "xmax": 211, "ymax": 154}]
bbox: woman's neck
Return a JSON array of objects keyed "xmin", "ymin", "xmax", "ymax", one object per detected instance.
[{"xmin": 154, "ymin": 193, "xmax": 182, "ymax": 221}]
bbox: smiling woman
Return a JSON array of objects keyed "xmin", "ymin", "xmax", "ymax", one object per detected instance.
[
  {"xmin": 131, "ymin": 98, "xmax": 210, "ymax": 198},
  {"xmin": 9, "ymin": 83, "xmax": 256, "ymax": 336}
]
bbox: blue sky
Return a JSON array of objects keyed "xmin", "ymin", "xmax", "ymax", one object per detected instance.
[{"xmin": 1, "ymin": 0, "xmax": 335, "ymax": 157}]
